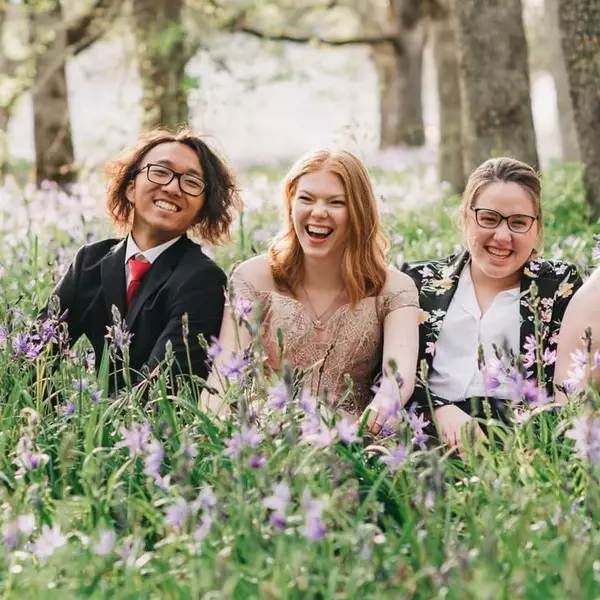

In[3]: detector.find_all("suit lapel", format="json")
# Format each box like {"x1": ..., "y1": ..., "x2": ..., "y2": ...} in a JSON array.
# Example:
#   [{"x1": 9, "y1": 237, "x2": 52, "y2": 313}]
[
  {"x1": 100, "y1": 238, "x2": 127, "y2": 320},
  {"x1": 125, "y1": 236, "x2": 190, "y2": 330}
]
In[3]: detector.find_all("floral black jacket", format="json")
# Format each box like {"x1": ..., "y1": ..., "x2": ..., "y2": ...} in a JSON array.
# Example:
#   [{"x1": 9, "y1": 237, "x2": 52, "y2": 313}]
[{"x1": 401, "y1": 250, "x2": 583, "y2": 406}]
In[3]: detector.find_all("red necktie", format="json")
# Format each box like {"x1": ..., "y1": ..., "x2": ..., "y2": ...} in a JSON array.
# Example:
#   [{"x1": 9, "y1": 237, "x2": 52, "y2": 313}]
[{"x1": 127, "y1": 255, "x2": 152, "y2": 306}]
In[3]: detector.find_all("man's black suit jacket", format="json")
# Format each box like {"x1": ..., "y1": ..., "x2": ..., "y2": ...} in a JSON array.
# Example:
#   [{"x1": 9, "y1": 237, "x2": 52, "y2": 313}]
[{"x1": 45, "y1": 235, "x2": 226, "y2": 384}]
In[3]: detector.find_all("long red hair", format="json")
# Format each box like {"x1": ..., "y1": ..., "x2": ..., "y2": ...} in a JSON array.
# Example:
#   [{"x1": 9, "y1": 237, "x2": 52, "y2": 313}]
[{"x1": 269, "y1": 148, "x2": 389, "y2": 307}]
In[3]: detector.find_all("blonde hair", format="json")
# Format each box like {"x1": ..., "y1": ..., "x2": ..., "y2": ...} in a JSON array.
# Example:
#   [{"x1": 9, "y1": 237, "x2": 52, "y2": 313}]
[
  {"x1": 459, "y1": 157, "x2": 544, "y2": 254},
  {"x1": 269, "y1": 148, "x2": 389, "y2": 307}
]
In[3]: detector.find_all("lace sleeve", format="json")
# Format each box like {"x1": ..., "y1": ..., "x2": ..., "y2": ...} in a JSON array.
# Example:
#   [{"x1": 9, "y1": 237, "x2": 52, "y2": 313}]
[
  {"x1": 381, "y1": 287, "x2": 419, "y2": 317},
  {"x1": 227, "y1": 269, "x2": 259, "y2": 306}
]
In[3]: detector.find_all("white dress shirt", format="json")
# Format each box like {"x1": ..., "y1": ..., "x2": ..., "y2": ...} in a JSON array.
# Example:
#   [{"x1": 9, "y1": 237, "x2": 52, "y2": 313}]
[
  {"x1": 428, "y1": 264, "x2": 521, "y2": 402},
  {"x1": 124, "y1": 234, "x2": 181, "y2": 287}
]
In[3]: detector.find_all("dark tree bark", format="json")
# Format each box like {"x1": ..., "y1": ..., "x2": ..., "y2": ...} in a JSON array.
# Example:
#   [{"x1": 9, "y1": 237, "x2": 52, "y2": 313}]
[
  {"x1": 557, "y1": 0, "x2": 600, "y2": 218},
  {"x1": 372, "y1": 0, "x2": 426, "y2": 148},
  {"x1": 432, "y1": 10, "x2": 464, "y2": 191},
  {"x1": 546, "y1": 0, "x2": 580, "y2": 161},
  {"x1": 132, "y1": 0, "x2": 189, "y2": 131},
  {"x1": 451, "y1": 0, "x2": 539, "y2": 172},
  {"x1": 28, "y1": 0, "x2": 75, "y2": 186}
]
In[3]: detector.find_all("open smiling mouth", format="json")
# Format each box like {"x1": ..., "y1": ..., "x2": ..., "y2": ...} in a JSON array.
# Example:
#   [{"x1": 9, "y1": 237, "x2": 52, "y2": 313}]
[
  {"x1": 486, "y1": 247, "x2": 513, "y2": 258},
  {"x1": 154, "y1": 199, "x2": 181, "y2": 213},
  {"x1": 306, "y1": 225, "x2": 333, "y2": 240}
]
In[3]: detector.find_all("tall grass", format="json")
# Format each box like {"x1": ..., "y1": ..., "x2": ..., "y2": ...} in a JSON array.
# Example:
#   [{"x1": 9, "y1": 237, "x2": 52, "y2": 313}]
[{"x1": 0, "y1": 162, "x2": 598, "y2": 598}]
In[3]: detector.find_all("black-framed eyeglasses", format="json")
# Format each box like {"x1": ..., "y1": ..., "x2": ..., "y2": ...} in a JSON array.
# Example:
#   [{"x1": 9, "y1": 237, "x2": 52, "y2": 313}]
[
  {"x1": 136, "y1": 164, "x2": 205, "y2": 197},
  {"x1": 471, "y1": 207, "x2": 538, "y2": 234}
]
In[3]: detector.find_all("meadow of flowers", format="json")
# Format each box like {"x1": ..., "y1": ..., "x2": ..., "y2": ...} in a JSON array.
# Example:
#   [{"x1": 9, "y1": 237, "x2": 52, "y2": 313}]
[{"x1": 1, "y1": 162, "x2": 600, "y2": 598}]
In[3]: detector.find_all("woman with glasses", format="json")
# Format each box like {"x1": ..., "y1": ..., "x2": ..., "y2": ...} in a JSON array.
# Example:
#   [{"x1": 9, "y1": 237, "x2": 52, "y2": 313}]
[
  {"x1": 401, "y1": 157, "x2": 582, "y2": 455},
  {"x1": 41, "y1": 128, "x2": 242, "y2": 390}
]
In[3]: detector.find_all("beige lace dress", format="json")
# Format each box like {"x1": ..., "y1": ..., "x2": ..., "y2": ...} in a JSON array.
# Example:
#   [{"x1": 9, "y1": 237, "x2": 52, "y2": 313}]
[{"x1": 231, "y1": 272, "x2": 418, "y2": 416}]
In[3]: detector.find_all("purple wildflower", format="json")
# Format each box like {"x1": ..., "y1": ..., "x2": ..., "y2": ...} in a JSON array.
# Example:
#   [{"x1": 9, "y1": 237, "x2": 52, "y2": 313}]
[
  {"x1": 482, "y1": 364, "x2": 502, "y2": 394},
  {"x1": 234, "y1": 296, "x2": 253, "y2": 321},
  {"x1": 105, "y1": 315, "x2": 133, "y2": 353},
  {"x1": 300, "y1": 488, "x2": 327, "y2": 541},
  {"x1": 240, "y1": 424, "x2": 263, "y2": 448},
  {"x1": 116, "y1": 422, "x2": 152, "y2": 456},
  {"x1": 380, "y1": 443, "x2": 409, "y2": 474},
  {"x1": 224, "y1": 432, "x2": 243, "y2": 458},
  {"x1": 63, "y1": 401, "x2": 76, "y2": 417},
  {"x1": 267, "y1": 381, "x2": 289, "y2": 410},
  {"x1": 13, "y1": 436, "x2": 47, "y2": 474},
  {"x1": 164, "y1": 498, "x2": 189, "y2": 532},
  {"x1": 1, "y1": 516, "x2": 32, "y2": 549},
  {"x1": 93, "y1": 529, "x2": 116, "y2": 556},
  {"x1": 506, "y1": 369, "x2": 525, "y2": 404},
  {"x1": 33, "y1": 524, "x2": 66, "y2": 564},
  {"x1": 249, "y1": 454, "x2": 267, "y2": 469},
  {"x1": 192, "y1": 486, "x2": 217, "y2": 512},
  {"x1": 179, "y1": 437, "x2": 198, "y2": 459},
  {"x1": 143, "y1": 439, "x2": 164, "y2": 480},
  {"x1": 193, "y1": 513, "x2": 213, "y2": 543},
  {"x1": 303, "y1": 423, "x2": 337, "y2": 449},
  {"x1": 72, "y1": 378, "x2": 89, "y2": 392},
  {"x1": 12, "y1": 333, "x2": 31, "y2": 356},
  {"x1": 300, "y1": 414, "x2": 322, "y2": 441},
  {"x1": 218, "y1": 351, "x2": 250, "y2": 383},
  {"x1": 300, "y1": 389, "x2": 317, "y2": 415},
  {"x1": 408, "y1": 408, "x2": 430, "y2": 450},
  {"x1": 206, "y1": 336, "x2": 222, "y2": 361},
  {"x1": 90, "y1": 385, "x2": 103, "y2": 403},
  {"x1": 263, "y1": 481, "x2": 291, "y2": 528},
  {"x1": 566, "y1": 415, "x2": 600, "y2": 464},
  {"x1": 337, "y1": 418, "x2": 360, "y2": 444},
  {"x1": 38, "y1": 319, "x2": 58, "y2": 345}
]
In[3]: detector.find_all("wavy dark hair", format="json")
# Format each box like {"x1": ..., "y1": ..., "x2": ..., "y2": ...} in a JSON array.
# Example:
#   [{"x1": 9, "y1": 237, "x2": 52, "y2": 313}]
[{"x1": 104, "y1": 128, "x2": 242, "y2": 244}]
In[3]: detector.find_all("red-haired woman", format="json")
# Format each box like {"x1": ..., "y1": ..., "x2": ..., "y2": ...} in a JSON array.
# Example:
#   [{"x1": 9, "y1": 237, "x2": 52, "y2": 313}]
[
  {"x1": 42, "y1": 128, "x2": 242, "y2": 388},
  {"x1": 206, "y1": 148, "x2": 419, "y2": 433}
]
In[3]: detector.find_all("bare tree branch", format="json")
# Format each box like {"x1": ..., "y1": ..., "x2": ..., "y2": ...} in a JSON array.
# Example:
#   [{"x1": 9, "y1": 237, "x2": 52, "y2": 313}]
[
  {"x1": 234, "y1": 25, "x2": 402, "y2": 52},
  {"x1": 66, "y1": 0, "x2": 122, "y2": 55}
]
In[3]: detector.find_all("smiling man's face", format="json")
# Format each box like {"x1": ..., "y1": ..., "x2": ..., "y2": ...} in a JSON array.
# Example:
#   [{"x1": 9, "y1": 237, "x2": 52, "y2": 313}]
[{"x1": 126, "y1": 142, "x2": 205, "y2": 248}]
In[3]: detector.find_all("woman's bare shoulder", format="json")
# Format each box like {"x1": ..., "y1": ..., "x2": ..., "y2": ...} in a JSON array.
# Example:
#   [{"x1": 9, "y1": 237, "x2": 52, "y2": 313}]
[
  {"x1": 232, "y1": 254, "x2": 277, "y2": 291},
  {"x1": 381, "y1": 266, "x2": 418, "y2": 295}
]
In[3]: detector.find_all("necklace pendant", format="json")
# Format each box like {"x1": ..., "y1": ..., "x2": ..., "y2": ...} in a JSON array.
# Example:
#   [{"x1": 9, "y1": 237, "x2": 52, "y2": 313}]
[{"x1": 314, "y1": 319, "x2": 325, "y2": 330}]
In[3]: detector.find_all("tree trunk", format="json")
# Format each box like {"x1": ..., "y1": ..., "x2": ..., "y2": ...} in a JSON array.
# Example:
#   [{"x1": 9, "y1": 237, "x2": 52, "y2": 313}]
[
  {"x1": 0, "y1": 106, "x2": 9, "y2": 184},
  {"x1": 557, "y1": 0, "x2": 600, "y2": 218},
  {"x1": 372, "y1": 44, "x2": 402, "y2": 148},
  {"x1": 451, "y1": 0, "x2": 539, "y2": 172},
  {"x1": 432, "y1": 14, "x2": 464, "y2": 191},
  {"x1": 28, "y1": 0, "x2": 76, "y2": 186},
  {"x1": 545, "y1": 0, "x2": 580, "y2": 161},
  {"x1": 132, "y1": 0, "x2": 189, "y2": 131},
  {"x1": 372, "y1": 0, "x2": 427, "y2": 149},
  {"x1": 396, "y1": 24, "x2": 426, "y2": 146}
]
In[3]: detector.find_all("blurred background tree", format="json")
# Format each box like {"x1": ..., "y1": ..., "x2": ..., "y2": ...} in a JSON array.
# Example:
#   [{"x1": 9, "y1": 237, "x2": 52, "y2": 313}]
[{"x1": 0, "y1": 0, "x2": 598, "y2": 209}]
